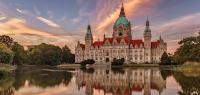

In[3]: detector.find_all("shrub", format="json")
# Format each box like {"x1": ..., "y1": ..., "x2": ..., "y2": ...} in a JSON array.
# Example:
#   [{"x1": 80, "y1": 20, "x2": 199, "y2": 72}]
[
  {"x1": 111, "y1": 58, "x2": 125, "y2": 66},
  {"x1": 80, "y1": 59, "x2": 95, "y2": 67}
]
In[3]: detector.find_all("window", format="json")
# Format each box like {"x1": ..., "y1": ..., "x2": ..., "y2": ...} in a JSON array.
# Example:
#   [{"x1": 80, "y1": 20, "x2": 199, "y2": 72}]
[{"x1": 106, "y1": 52, "x2": 109, "y2": 56}]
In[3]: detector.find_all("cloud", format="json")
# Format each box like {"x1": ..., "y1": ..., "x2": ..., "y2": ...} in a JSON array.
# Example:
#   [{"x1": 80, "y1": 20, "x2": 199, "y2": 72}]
[
  {"x1": 0, "y1": 18, "x2": 81, "y2": 53},
  {"x1": 150, "y1": 13, "x2": 200, "y2": 53},
  {"x1": 0, "y1": 16, "x2": 6, "y2": 21},
  {"x1": 0, "y1": 18, "x2": 55, "y2": 36},
  {"x1": 37, "y1": 17, "x2": 60, "y2": 28},
  {"x1": 16, "y1": 8, "x2": 23, "y2": 13},
  {"x1": 89, "y1": 0, "x2": 159, "y2": 40}
]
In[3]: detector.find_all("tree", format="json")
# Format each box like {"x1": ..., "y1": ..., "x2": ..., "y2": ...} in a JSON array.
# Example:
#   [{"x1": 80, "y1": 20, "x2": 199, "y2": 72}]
[
  {"x1": 11, "y1": 42, "x2": 26, "y2": 65},
  {"x1": 27, "y1": 43, "x2": 62, "y2": 66},
  {"x1": 174, "y1": 33, "x2": 200, "y2": 64},
  {"x1": 0, "y1": 35, "x2": 14, "y2": 46},
  {"x1": 80, "y1": 59, "x2": 95, "y2": 67},
  {"x1": 0, "y1": 43, "x2": 14, "y2": 64},
  {"x1": 111, "y1": 58, "x2": 125, "y2": 66},
  {"x1": 160, "y1": 52, "x2": 171, "y2": 65},
  {"x1": 61, "y1": 45, "x2": 74, "y2": 63}
]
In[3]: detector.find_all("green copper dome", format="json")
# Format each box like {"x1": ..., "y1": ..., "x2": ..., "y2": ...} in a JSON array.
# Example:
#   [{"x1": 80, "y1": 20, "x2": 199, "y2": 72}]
[
  {"x1": 114, "y1": 17, "x2": 129, "y2": 27},
  {"x1": 144, "y1": 26, "x2": 151, "y2": 32}
]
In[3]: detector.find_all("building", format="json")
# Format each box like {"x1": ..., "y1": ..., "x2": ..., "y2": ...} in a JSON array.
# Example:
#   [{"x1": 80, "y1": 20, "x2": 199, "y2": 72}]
[{"x1": 75, "y1": 3, "x2": 167, "y2": 64}]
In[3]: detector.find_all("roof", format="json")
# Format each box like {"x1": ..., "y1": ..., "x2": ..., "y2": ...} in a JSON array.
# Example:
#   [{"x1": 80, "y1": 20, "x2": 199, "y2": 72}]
[
  {"x1": 79, "y1": 38, "x2": 160, "y2": 49},
  {"x1": 93, "y1": 41, "x2": 103, "y2": 48},
  {"x1": 104, "y1": 36, "x2": 129, "y2": 44},
  {"x1": 114, "y1": 16, "x2": 129, "y2": 27},
  {"x1": 130, "y1": 39, "x2": 144, "y2": 47},
  {"x1": 151, "y1": 40, "x2": 160, "y2": 48},
  {"x1": 80, "y1": 44, "x2": 85, "y2": 50}
]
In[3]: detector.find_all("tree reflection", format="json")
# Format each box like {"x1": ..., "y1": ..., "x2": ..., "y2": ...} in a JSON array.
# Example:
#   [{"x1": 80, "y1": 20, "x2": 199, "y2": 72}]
[
  {"x1": 173, "y1": 71, "x2": 200, "y2": 95},
  {"x1": 0, "y1": 73, "x2": 15, "y2": 95},
  {"x1": 0, "y1": 66, "x2": 73, "y2": 94}
]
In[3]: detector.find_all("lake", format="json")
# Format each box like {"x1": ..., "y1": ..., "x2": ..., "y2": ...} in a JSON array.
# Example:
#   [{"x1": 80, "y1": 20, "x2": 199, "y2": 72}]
[{"x1": 0, "y1": 66, "x2": 199, "y2": 95}]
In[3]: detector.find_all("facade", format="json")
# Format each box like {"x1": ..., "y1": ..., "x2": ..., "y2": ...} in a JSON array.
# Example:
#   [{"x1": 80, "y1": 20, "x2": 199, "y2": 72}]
[
  {"x1": 75, "y1": 4, "x2": 167, "y2": 64},
  {"x1": 75, "y1": 68, "x2": 166, "y2": 95}
]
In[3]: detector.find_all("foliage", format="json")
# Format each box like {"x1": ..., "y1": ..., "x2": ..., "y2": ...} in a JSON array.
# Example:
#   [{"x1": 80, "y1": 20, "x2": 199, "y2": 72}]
[
  {"x1": 61, "y1": 45, "x2": 75, "y2": 63},
  {"x1": 27, "y1": 43, "x2": 62, "y2": 66},
  {"x1": 174, "y1": 32, "x2": 200, "y2": 64},
  {"x1": 0, "y1": 35, "x2": 14, "y2": 46},
  {"x1": 11, "y1": 42, "x2": 26, "y2": 65},
  {"x1": 80, "y1": 59, "x2": 95, "y2": 67},
  {"x1": 0, "y1": 43, "x2": 14, "y2": 64},
  {"x1": 111, "y1": 58, "x2": 125, "y2": 66},
  {"x1": 160, "y1": 52, "x2": 171, "y2": 65},
  {"x1": 173, "y1": 71, "x2": 200, "y2": 95},
  {"x1": 0, "y1": 35, "x2": 75, "y2": 65}
]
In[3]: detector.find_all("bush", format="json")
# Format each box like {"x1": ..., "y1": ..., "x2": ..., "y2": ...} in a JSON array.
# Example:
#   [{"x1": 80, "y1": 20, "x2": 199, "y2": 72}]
[
  {"x1": 0, "y1": 43, "x2": 14, "y2": 64},
  {"x1": 80, "y1": 59, "x2": 95, "y2": 67},
  {"x1": 111, "y1": 58, "x2": 125, "y2": 66}
]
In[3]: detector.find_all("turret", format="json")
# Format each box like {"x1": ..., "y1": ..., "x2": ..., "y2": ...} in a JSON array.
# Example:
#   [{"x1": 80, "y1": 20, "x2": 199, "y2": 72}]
[
  {"x1": 144, "y1": 18, "x2": 152, "y2": 49},
  {"x1": 144, "y1": 18, "x2": 152, "y2": 63},
  {"x1": 159, "y1": 35, "x2": 164, "y2": 43},
  {"x1": 85, "y1": 25, "x2": 93, "y2": 50}
]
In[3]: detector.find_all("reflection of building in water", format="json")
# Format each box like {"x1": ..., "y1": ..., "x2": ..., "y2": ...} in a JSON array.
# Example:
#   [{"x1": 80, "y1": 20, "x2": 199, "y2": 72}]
[{"x1": 75, "y1": 68, "x2": 166, "y2": 95}]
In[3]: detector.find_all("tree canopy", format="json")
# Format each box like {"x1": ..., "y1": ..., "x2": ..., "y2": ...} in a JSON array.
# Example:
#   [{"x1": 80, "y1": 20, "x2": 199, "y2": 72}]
[
  {"x1": 27, "y1": 43, "x2": 62, "y2": 65},
  {"x1": 11, "y1": 42, "x2": 26, "y2": 65},
  {"x1": 0, "y1": 43, "x2": 14, "y2": 64},
  {"x1": 174, "y1": 32, "x2": 200, "y2": 64},
  {"x1": 0, "y1": 35, "x2": 14, "y2": 46},
  {"x1": 160, "y1": 52, "x2": 171, "y2": 65},
  {"x1": 61, "y1": 45, "x2": 74, "y2": 64}
]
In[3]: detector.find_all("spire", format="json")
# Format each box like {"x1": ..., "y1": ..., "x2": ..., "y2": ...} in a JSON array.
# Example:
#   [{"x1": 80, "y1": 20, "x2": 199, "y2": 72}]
[
  {"x1": 159, "y1": 35, "x2": 162, "y2": 40},
  {"x1": 85, "y1": 24, "x2": 93, "y2": 40},
  {"x1": 144, "y1": 17, "x2": 151, "y2": 32},
  {"x1": 159, "y1": 35, "x2": 163, "y2": 41},
  {"x1": 119, "y1": 3, "x2": 126, "y2": 17},
  {"x1": 87, "y1": 25, "x2": 91, "y2": 32},
  {"x1": 146, "y1": 17, "x2": 150, "y2": 26},
  {"x1": 86, "y1": 25, "x2": 92, "y2": 35}
]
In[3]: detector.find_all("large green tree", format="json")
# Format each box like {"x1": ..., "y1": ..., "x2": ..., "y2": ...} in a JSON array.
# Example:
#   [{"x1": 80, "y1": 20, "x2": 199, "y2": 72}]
[
  {"x1": 0, "y1": 43, "x2": 14, "y2": 64},
  {"x1": 11, "y1": 42, "x2": 26, "y2": 65},
  {"x1": 0, "y1": 35, "x2": 14, "y2": 46},
  {"x1": 61, "y1": 45, "x2": 74, "y2": 63},
  {"x1": 174, "y1": 32, "x2": 200, "y2": 64},
  {"x1": 160, "y1": 52, "x2": 171, "y2": 65},
  {"x1": 27, "y1": 43, "x2": 62, "y2": 65}
]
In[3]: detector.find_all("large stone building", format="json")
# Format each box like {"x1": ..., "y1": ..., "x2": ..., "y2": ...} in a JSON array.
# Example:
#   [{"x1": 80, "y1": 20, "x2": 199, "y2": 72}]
[{"x1": 75, "y1": 4, "x2": 167, "y2": 64}]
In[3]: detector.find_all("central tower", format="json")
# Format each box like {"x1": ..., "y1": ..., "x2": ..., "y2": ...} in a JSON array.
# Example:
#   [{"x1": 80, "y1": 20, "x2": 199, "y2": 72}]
[{"x1": 113, "y1": 3, "x2": 132, "y2": 39}]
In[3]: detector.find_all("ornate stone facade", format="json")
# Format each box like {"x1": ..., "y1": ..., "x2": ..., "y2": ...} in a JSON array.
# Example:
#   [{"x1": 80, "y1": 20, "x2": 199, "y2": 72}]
[{"x1": 75, "y1": 4, "x2": 167, "y2": 64}]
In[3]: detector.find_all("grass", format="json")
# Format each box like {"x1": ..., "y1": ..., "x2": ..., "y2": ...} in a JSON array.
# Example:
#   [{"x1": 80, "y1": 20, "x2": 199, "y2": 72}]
[
  {"x1": 57, "y1": 64, "x2": 81, "y2": 68},
  {"x1": 0, "y1": 64, "x2": 16, "y2": 73},
  {"x1": 123, "y1": 63, "x2": 159, "y2": 67}
]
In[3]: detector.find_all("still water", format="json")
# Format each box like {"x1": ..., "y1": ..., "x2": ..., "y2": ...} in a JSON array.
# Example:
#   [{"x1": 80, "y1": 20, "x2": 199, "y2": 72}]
[{"x1": 0, "y1": 66, "x2": 199, "y2": 95}]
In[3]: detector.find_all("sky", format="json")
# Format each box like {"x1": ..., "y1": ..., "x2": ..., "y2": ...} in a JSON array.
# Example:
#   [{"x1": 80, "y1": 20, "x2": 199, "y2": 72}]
[{"x1": 0, "y1": 0, "x2": 200, "y2": 53}]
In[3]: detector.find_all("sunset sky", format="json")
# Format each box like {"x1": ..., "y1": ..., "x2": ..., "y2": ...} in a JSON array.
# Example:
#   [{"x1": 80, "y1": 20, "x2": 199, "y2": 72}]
[{"x1": 0, "y1": 0, "x2": 200, "y2": 53}]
